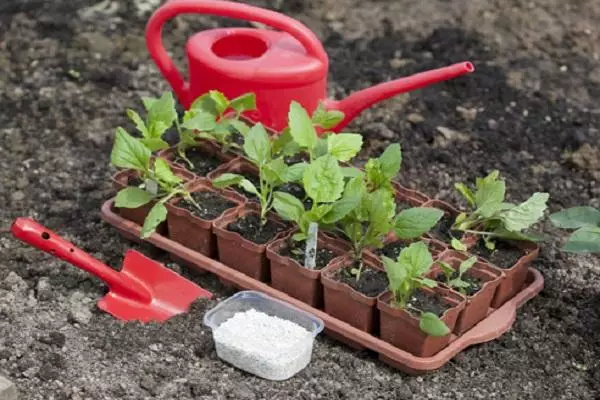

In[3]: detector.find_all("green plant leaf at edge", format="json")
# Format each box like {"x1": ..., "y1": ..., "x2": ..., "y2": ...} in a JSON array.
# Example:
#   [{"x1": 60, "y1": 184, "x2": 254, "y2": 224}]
[
  {"x1": 394, "y1": 207, "x2": 444, "y2": 240},
  {"x1": 111, "y1": 127, "x2": 151, "y2": 172},
  {"x1": 115, "y1": 187, "x2": 154, "y2": 208},
  {"x1": 419, "y1": 312, "x2": 450, "y2": 337},
  {"x1": 140, "y1": 202, "x2": 168, "y2": 239},
  {"x1": 561, "y1": 226, "x2": 600, "y2": 253},
  {"x1": 550, "y1": 206, "x2": 600, "y2": 229}
]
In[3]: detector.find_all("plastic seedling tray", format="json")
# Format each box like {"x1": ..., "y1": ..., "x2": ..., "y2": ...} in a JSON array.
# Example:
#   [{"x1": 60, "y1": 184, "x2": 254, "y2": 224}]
[
  {"x1": 100, "y1": 199, "x2": 544, "y2": 375},
  {"x1": 204, "y1": 290, "x2": 324, "y2": 380}
]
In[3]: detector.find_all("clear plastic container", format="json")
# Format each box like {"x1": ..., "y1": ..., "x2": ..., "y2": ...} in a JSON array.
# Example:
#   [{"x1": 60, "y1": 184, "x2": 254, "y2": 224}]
[{"x1": 203, "y1": 290, "x2": 324, "y2": 380}]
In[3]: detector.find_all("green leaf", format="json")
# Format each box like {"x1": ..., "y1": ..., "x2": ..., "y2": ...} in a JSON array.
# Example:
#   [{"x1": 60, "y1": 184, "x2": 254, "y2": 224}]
[
  {"x1": 303, "y1": 155, "x2": 344, "y2": 203},
  {"x1": 207, "y1": 91, "x2": 229, "y2": 115},
  {"x1": 229, "y1": 119, "x2": 250, "y2": 136},
  {"x1": 394, "y1": 207, "x2": 444, "y2": 240},
  {"x1": 322, "y1": 192, "x2": 362, "y2": 224},
  {"x1": 239, "y1": 179, "x2": 259, "y2": 196},
  {"x1": 272, "y1": 128, "x2": 296, "y2": 156},
  {"x1": 212, "y1": 173, "x2": 244, "y2": 188},
  {"x1": 399, "y1": 241, "x2": 433, "y2": 276},
  {"x1": 448, "y1": 279, "x2": 471, "y2": 289},
  {"x1": 141, "y1": 97, "x2": 157, "y2": 112},
  {"x1": 111, "y1": 127, "x2": 151, "y2": 171},
  {"x1": 342, "y1": 167, "x2": 364, "y2": 178},
  {"x1": 499, "y1": 192, "x2": 549, "y2": 231},
  {"x1": 153, "y1": 158, "x2": 182, "y2": 186},
  {"x1": 244, "y1": 123, "x2": 270, "y2": 166},
  {"x1": 474, "y1": 178, "x2": 505, "y2": 218},
  {"x1": 419, "y1": 312, "x2": 450, "y2": 337},
  {"x1": 459, "y1": 256, "x2": 477, "y2": 276},
  {"x1": 280, "y1": 162, "x2": 307, "y2": 183},
  {"x1": 550, "y1": 207, "x2": 600, "y2": 229},
  {"x1": 262, "y1": 157, "x2": 288, "y2": 185},
  {"x1": 383, "y1": 255, "x2": 407, "y2": 293},
  {"x1": 147, "y1": 92, "x2": 177, "y2": 138},
  {"x1": 454, "y1": 182, "x2": 475, "y2": 207},
  {"x1": 418, "y1": 278, "x2": 438, "y2": 288},
  {"x1": 562, "y1": 226, "x2": 600, "y2": 253},
  {"x1": 305, "y1": 204, "x2": 333, "y2": 221},
  {"x1": 181, "y1": 110, "x2": 217, "y2": 131},
  {"x1": 140, "y1": 202, "x2": 168, "y2": 239},
  {"x1": 378, "y1": 143, "x2": 402, "y2": 179},
  {"x1": 273, "y1": 192, "x2": 305, "y2": 223},
  {"x1": 438, "y1": 261, "x2": 455, "y2": 277},
  {"x1": 140, "y1": 137, "x2": 170, "y2": 152},
  {"x1": 451, "y1": 238, "x2": 468, "y2": 251},
  {"x1": 126, "y1": 109, "x2": 149, "y2": 138},
  {"x1": 229, "y1": 93, "x2": 256, "y2": 114},
  {"x1": 327, "y1": 133, "x2": 363, "y2": 162},
  {"x1": 115, "y1": 187, "x2": 154, "y2": 208},
  {"x1": 312, "y1": 103, "x2": 345, "y2": 129},
  {"x1": 289, "y1": 101, "x2": 317, "y2": 150}
]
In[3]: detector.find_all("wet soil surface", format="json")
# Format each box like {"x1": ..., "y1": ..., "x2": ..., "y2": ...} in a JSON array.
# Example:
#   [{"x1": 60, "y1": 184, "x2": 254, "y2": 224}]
[
  {"x1": 408, "y1": 290, "x2": 452, "y2": 317},
  {"x1": 435, "y1": 271, "x2": 484, "y2": 297},
  {"x1": 472, "y1": 240, "x2": 526, "y2": 269},
  {"x1": 177, "y1": 191, "x2": 237, "y2": 221},
  {"x1": 226, "y1": 214, "x2": 282, "y2": 245},
  {"x1": 173, "y1": 148, "x2": 225, "y2": 176},
  {"x1": 279, "y1": 239, "x2": 339, "y2": 270},
  {"x1": 1, "y1": 0, "x2": 600, "y2": 399},
  {"x1": 337, "y1": 264, "x2": 388, "y2": 297}
]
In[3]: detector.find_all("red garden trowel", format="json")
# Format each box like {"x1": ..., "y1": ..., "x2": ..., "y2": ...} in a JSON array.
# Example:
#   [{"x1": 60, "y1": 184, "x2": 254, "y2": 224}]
[{"x1": 11, "y1": 218, "x2": 212, "y2": 322}]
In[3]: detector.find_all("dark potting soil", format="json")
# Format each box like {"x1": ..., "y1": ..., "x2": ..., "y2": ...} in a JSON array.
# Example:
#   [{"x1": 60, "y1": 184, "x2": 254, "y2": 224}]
[
  {"x1": 375, "y1": 240, "x2": 410, "y2": 260},
  {"x1": 177, "y1": 191, "x2": 237, "y2": 221},
  {"x1": 284, "y1": 152, "x2": 310, "y2": 165},
  {"x1": 408, "y1": 290, "x2": 451, "y2": 317},
  {"x1": 471, "y1": 241, "x2": 525, "y2": 269},
  {"x1": 396, "y1": 199, "x2": 412, "y2": 213},
  {"x1": 337, "y1": 263, "x2": 388, "y2": 297},
  {"x1": 278, "y1": 182, "x2": 313, "y2": 209},
  {"x1": 434, "y1": 271, "x2": 484, "y2": 297},
  {"x1": 231, "y1": 172, "x2": 260, "y2": 201},
  {"x1": 279, "y1": 239, "x2": 338, "y2": 270},
  {"x1": 431, "y1": 214, "x2": 459, "y2": 242},
  {"x1": 226, "y1": 214, "x2": 282, "y2": 244},
  {"x1": 174, "y1": 148, "x2": 223, "y2": 176}
]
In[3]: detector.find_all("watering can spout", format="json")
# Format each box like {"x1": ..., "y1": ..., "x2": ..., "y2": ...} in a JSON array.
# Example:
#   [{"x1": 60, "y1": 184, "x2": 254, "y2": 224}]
[{"x1": 326, "y1": 61, "x2": 474, "y2": 131}]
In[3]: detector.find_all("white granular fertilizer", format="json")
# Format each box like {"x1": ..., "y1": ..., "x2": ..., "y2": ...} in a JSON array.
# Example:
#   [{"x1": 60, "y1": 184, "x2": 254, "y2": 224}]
[{"x1": 213, "y1": 309, "x2": 314, "y2": 380}]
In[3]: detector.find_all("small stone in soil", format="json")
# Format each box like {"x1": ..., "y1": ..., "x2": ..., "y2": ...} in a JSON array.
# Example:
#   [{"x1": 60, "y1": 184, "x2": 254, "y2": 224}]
[
  {"x1": 227, "y1": 214, "x2": 283, "y2": 244},
  {"x1": 279, "y1": 239, "x2": 338, "y2": 270},
  {"x1": 177, "y1": 191, "x2": 237, "y2": 220},
  {"x1": 337, "y1": 263, "x2": 388, "y2": 297},
  {"x1": 174, "y1": 148, "x2": 223, "y2": 176},
  {"x1": 471, "y1": 241, "x2": 524, "y2": 269},
  {"x1": 434, "y1": 272, "x2": 483, "y2": 297},
  {"x1": 407, "y1": 290, "x2": 451, "y2": 317}
]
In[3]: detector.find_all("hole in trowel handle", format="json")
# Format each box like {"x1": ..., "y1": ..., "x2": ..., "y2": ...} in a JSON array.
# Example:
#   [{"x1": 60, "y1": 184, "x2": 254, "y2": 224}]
[{"x1": 40, "y1": 231, "x2": 74, "y2": 253}]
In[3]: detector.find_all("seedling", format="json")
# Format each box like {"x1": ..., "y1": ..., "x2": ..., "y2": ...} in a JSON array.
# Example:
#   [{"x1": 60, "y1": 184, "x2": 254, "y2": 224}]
[
  {"x1": 110, "y1": 128, "x2": 202, "y2": 238},
  {"x1": 180, "y1": 90, "x2": 257, "y2": 157},
  {"x1": 212, "y1": 123, "x2": 306, "y2": 225},
  {"x1": 437, "y1": 257, "x2": 478, "y2": 295},
  {"x1": 382, "y1": 241, "x2": 450, "y2": 337},
  {"x1": 452, "y1": 170, "x2": 549, "y2": 250},
  {"x1": 336, "y1": 144, "x2": 443, "y2": 280},
  {"x1": 550, "y1": 206, "x2": 600, "y2": 253},
  {"x1": 273, "y1": 101, "x2": 362, "y2": 162},
  {"x1": 273, "y1": 154, "x2": 360, "y2": 267},
  {"x1": 125, "y1": 92, "x2": 178, "y2": 151}
]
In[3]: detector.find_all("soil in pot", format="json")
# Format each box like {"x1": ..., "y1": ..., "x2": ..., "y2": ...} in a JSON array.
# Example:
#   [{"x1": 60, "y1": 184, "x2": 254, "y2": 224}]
[
  {"x1": 407, "y1": 290, "x2": 452, "y2": 317},
  {"x1": 279, "y1": 238, "x2": 337, "y2": 270},
  {"x1": 232, "y1": 173, "x2": 261, "y2": 202},
  {"x1": 433, "y1": 271, "x2": 484, "y2": 297},
  {"x1": 335, "y1": 262, "x2": 388, "y2": 298},
  {"x1": 227, "y1": 214, "x2": 283, "y2": 245},
  {"x1": 278, "y1": 183, "x2": 312, "y2": 210},
  {"x1": 471, "y1": 241, "x2": 524, "y2": 269},
  {"x1": 430, "y1": 214, "x2": 460, "y2": 242},
  {"x1": 174, "y1": 148, "x2": 224, "y2": 177},
  {"x1": 284, "y1": 152, "x2": 310, "y2": 165},
  {"x1": 178, "y1": 191, "x2": 238, "y2": 221},
  {"x1": 375, "y1": 240, "x2": 411, "y2": 260}
]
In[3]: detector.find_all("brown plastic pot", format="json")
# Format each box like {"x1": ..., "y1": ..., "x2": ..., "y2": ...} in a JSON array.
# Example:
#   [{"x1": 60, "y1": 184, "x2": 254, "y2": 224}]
[
  {"x1": 421, "y1": 199, "x2": 478, "y2": 248},
  {"x1": 101, "y1": 198, "x2": 545, "y2": 375},
  {"x1": 392, "y1": 181, "x2": 431, "y2": 205},
  {"x1": 321, "y1": 254, "x2": 385, "y2": 334},
  {"x1": 212, "y1": 203, "x2": 287, "y2": 282},
  {"x1": 156, "y1": 139, "x2": 237, "y2": 176},
  {"x1": 166, "y1": 179, "x2": 245, "y2": 258},
  {"x1": 266, "y1": 230, "x2": 351, "y2": 308},
  {"x1": 429, "y1": 250, "x2": 505, "y2": 335},
  {"x1": 377, "y1": 287, "x2": 466, "y2": 357}
]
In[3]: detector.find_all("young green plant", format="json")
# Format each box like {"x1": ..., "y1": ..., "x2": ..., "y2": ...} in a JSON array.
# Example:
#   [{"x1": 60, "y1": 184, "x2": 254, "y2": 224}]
[
  {"x1": 382, "y1": 241, "x2": 450, "y2": 337},
  {"x1": 125, "y1": 92, "x2": 178, "y2": 152},
  {"x1": 550, "y1": 206, "x2": 600, "y2": 253},
  {"x1": 212, "y1": 123, "x2": 306, "y2": 225},
  {"x1": 437, "y1": 257, "x2": 478, "y2": 295},
  {"x1": 453, "y1": 170, "x2": 549, "y2": 250},
  {"x1": 110, "y1": 128, "x2": 202, "y2": 238}
]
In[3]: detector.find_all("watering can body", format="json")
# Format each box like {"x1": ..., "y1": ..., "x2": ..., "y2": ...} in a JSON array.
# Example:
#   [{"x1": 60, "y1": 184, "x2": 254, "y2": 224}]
[{"x1": 146, "y1": 0, "x2": 474, "y2": 132}]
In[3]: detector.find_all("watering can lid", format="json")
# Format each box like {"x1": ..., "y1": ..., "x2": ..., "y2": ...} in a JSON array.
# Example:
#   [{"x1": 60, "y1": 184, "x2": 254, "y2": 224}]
[{"x1": 187, "y1": 28, "x2": 327, "y2": 86}]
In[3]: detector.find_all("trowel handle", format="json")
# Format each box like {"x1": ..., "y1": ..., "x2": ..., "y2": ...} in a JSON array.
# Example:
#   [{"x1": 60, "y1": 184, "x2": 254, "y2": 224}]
[
  {"x1": 145, "y1": 0, "x2": 328, "y2": 106},
  {"x1": 10, "y1": 218, "x2": 127, "y2": 291}
]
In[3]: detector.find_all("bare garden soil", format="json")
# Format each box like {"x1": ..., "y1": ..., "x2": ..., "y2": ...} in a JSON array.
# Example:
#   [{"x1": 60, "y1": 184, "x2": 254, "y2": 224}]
[{"x1": 1, "y1": 0, "x2": 600, "y2": 399}]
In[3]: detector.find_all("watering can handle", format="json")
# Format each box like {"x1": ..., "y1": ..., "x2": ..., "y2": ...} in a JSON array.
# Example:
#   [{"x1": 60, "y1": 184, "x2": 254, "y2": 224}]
[
  {"x1": 10, "y1": 218, "x2": 150, "y2": 302},
  {"x1": 145, "y1": 0, "x2": 328, "y2": 106}
]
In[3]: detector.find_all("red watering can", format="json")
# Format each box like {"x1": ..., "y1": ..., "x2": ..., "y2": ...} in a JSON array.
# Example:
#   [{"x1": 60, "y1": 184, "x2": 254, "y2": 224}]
[{"x1": 146, "y1": 0, "x2": 474, "y2": 131}]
